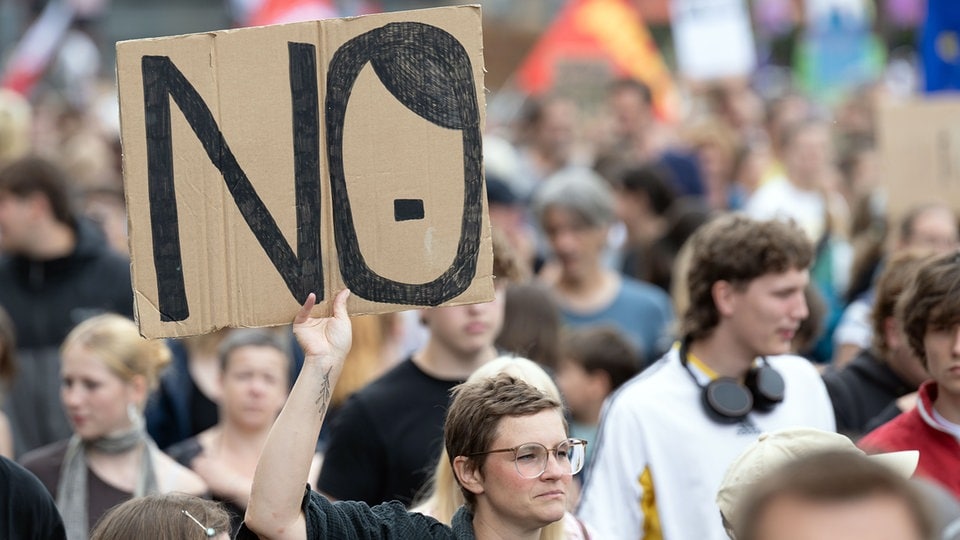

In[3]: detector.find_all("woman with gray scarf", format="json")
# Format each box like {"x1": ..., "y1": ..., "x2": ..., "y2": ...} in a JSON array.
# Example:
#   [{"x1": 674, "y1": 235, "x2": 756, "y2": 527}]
[{"x1": 20, "y1": 314, "x2": 207, "y2": 540}]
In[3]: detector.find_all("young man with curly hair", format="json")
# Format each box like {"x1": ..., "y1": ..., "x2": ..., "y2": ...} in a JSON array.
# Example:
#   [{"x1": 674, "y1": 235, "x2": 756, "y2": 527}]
[{"x1": 578, "y1": 214, "x2": 835, "y2": 540}]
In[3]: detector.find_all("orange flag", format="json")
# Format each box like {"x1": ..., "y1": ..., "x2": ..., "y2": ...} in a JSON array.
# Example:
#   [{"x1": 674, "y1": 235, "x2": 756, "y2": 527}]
[{"x1": 516, "y1": 0, "x2": 678, "y2": 121}]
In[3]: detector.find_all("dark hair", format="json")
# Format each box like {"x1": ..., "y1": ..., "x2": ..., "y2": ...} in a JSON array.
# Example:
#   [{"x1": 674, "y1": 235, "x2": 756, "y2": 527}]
[
  {"x1": 794, "y1": 284, "x2": 826, "y2": 355},
  {"x1": 847, "y1": 203, "x2": 888, "y2": 304},
  {"x1": 0, "y1": 305, "x2": 15, "y2": 383},
  {"x1": 618, "y1": 164, "x2": 677, "y2": 217},
  {"x1": 0, "y1": 156, "x2": 76, "y2": 226},
  {"x1": 495, "y1": 282, "x2": 562, "y2": 370},
  {"x1": 645, "y1": 199, "x2": 712, "y2": 292},
  {"x1": 763, "y1": 92, "x2": 809, "y2": 133},
  {"x1": 736, "y1": 451, "x2": 935, "y2": 540},
  {"x1": 517, "y1": 94, "x2": 572, "y2": 133},
  {"x1": 217, "y1": 329, "x2": 289, "y2": 373},
  {"x1": 836, "y1": 134, "x2": 875, "y2": 189},
  {"x1": 897, "y1": 250, "x2": 960, "y2": 362},
  {"x1": 682, "y1": 214, "x2": 813, "y2": 340},
  {"x1": 445, "y1": 373, "x2": 562, "y2": 507},
  {"x1": 90, "y1": 493, "x2": 231, "y2": 540},
  {"x1": 485, "y1": 174, "x2": 520, "y2": 207},
  {"x1": 899, "y1": 203, "x2": 958, "y2": 245},
  {"x1": 608, "y1": 78, "x2": 653, "y2": 106},
  {"x1": 871, "y1": 250, "x2": 935, "y2": 358},
  {"x1": 779, "y1": 117, "x2": 828, "y2": 153},
  {"x1": 561, "y1": 326, "x2": 640, "y2": 390}
]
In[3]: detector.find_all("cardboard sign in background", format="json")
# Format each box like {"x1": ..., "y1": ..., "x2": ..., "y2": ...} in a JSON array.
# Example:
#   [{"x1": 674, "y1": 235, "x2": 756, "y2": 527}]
[
  {"x1": 671, "y1": 0, "x2": 756, "y2": 82},
  {"x1": 877, "y1": 97, "x2": 960, "y2": 228},
  {"x1": 117, "y1": 6, "x2": 492, "y2": 338}
]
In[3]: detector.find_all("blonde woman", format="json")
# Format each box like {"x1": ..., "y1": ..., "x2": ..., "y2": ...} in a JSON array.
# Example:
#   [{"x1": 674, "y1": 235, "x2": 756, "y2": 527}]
[
  {"x1": 411, "y1": 356, "x2": 596, "y2": 540},
  {"x1": 21, "y1": 314, "x2": 206, "y2": 540}
]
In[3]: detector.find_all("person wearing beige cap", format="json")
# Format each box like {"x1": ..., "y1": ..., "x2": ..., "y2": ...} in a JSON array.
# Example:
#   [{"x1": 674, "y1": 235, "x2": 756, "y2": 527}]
[
  {"x1": 727, "y1": 449, "x2": 936, "y2": 540},
  {"x1": 716, "y1": 427, "x2": 920, "y2": 539}
]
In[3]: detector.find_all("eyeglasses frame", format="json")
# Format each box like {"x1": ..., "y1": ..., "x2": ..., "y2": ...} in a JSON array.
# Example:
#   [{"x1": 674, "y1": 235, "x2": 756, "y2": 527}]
[{"x1": 466, "y1": 438, "x2": 588, "y2": 478}]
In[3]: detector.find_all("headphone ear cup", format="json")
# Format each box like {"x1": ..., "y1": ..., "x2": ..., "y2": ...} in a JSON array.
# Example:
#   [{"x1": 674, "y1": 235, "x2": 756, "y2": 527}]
[
  {"x1": 745, "y1": 365, "x2": 785, "y2": 412},
  {"x1": 701, "y1": 378, "x2": 754, "y2": 424}
]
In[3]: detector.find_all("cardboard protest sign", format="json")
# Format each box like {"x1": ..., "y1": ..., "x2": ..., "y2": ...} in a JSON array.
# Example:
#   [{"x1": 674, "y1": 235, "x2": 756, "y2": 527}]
[
  {"x1": 117, "y1": 5, "x2": 493, "y2": 339},
  {"x1": 877, "y1": 97, "x2": 960, "y2": 225}
]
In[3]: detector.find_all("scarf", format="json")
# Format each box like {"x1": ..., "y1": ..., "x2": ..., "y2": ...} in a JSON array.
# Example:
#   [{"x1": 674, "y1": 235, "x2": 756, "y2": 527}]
[{"x1": 56, "y1": 420, "x2": 160, "y2": 540}]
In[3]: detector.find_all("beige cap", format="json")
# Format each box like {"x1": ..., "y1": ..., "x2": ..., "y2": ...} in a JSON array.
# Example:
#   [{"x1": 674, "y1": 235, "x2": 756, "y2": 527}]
[{"x1": 716, "y1": 428, "x2": 919, "y2": 535}]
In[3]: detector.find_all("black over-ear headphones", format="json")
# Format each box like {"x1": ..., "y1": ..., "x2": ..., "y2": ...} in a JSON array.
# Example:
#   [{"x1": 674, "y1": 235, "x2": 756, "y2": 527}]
[{"x1": 678, "y1": 338, "x2": 785, "y2": 424}]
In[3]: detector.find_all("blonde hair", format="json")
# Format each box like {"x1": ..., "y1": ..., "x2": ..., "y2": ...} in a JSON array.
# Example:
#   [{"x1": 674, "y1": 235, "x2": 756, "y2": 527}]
[
  {"x1": 684, "y1": 116, "x2": 738, "y2": 162},
  {"x1": 471, "y1": 356, "x2": 563, "y2": 401},
  {"x1": 62, "y1": 314, "x2": 171, "y2": 394},
  {"x1": 413, "y1": 356, "x2": 566, "y2": 540},
  {"x1": 0, "y1": 89, "x2": 31, "y2": 166}
]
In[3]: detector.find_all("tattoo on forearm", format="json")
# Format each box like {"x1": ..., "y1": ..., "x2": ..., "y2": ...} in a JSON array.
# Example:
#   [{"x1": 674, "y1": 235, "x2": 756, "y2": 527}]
[{"x1": 315, "y1": 365, "x2": 333, "y2": 414}]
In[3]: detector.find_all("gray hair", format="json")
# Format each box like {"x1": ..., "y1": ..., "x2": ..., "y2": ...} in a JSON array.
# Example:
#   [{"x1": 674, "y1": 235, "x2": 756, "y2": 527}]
[
  {"x1": 531, "y1": 167, "x2": 616, "y2": 228},
  {"x1": 217, "y1": 329, "x2": 290, "y2": 372}
]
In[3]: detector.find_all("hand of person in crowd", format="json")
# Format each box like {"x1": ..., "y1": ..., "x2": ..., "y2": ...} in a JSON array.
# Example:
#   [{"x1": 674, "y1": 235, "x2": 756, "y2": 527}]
[
  {"x1": 245, "y1": 289, "x2": 352, "y2": 540},
  {"x1": 191, "y1": 451, "x2": 250, "y2": 506},
  {"x1": 292, "y1": 290, "x2": 352, "y2": 369}
]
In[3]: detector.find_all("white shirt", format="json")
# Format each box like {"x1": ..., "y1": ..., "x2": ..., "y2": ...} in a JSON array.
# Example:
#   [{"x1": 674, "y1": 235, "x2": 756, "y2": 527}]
[
  {"x1": 745, "y1": 175, "x2": 827, "y2": 242},
  {"x1": 577, "y1": 348, "x2": 836, "y2": 540}
]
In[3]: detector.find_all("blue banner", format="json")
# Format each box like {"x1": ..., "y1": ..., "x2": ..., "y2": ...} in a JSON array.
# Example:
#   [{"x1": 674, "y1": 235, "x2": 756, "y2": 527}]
[{"x1": 922, "y1": 0, "x2": 960, "y2": 92}]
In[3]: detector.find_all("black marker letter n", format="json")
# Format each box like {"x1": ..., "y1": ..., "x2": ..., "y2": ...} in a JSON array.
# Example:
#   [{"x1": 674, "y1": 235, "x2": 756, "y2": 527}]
[{"x1": 141, "y1": 42, "x2": 322, "y2": 322}]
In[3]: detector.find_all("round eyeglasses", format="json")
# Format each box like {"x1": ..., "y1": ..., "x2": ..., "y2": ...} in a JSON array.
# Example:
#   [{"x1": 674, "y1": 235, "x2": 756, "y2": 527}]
[{"x1": 468, "y1": 438, "x2": 588, "y2": 479}]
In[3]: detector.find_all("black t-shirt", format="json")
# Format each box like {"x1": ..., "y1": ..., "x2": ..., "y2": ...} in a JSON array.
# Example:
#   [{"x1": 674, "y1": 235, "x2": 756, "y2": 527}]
[
  {"x1": 317, "y1": 358, "x2": 462, "y2": 506},
  {"x1": 0, "y1": 455, "x2": 66, "y2": 539},
  {"x1": 188, "y1": 376, "x2": 219, "y2": 436},
  {"x1": 166, "y1": 437, "x2": 245, "y2": 536}
]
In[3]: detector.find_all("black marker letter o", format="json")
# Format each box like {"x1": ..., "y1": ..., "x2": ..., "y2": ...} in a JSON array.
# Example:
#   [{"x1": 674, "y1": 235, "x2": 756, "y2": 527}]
[{"x1": 325, "y1": 22, "x2": 483, "y2": 305}]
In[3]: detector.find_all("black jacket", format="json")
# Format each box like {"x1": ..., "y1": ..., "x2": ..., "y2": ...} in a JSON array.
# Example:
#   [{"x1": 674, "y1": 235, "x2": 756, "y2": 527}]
[
  {"x1": 0, "y1": 456, "x2": 65, "y2": 539},
  {"x1": 822, "y1": 349, "x2": 915, "y2": 439},
  {"x1": 0, "y1": 219, "x2": 133, "y2": 349}
]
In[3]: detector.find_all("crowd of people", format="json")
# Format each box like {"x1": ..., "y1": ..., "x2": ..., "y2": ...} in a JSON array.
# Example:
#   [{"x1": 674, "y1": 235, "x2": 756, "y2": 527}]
[{"x1": 1, "y1": 5, "x2": 960, "y2": 539}]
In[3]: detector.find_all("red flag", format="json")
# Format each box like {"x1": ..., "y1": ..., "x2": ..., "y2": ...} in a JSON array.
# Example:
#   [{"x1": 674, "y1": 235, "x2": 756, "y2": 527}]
[
  {"x1": 246, "y1": 0, "x2": 337, "y2": 27},
  {"x1": 1, "y1": 1, "x2": 76, "y2": 97},
  {"x1": 516, "y1": 0, "x2": 678, "y2": 121}
]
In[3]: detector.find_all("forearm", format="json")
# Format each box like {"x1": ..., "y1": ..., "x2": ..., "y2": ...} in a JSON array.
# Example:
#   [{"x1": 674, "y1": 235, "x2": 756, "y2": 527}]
[
  {"x1": 245, "y1": 289, "x2": 352, "y2": 540},
  {"x1": 246, "y1": 355, "x2": 343, "y2": 538}
]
